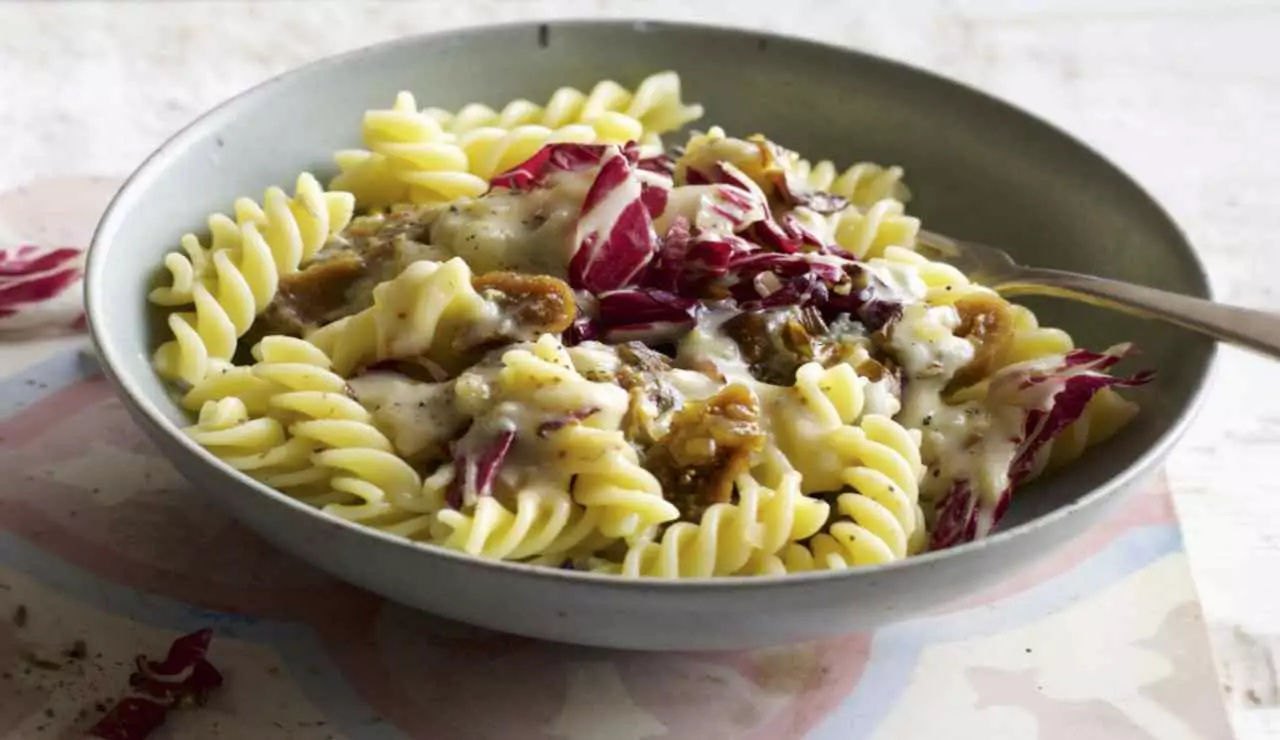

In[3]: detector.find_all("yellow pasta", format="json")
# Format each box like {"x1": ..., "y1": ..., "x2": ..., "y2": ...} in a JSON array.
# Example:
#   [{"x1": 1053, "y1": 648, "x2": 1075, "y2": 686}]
[
  {"x1": 828, "y1": 199, "x2": 921, "y2": 259},
  {"x1": 331, "y1": 91, "x2": 489, "y2": 208},
  {"x1": 425, "y1": 70, "x2": 703, "y2": 147},
  {"x1": 152, "y1": 174, "x2": 355, "y2": 385},
  {"x1": 426, "y1": 478, "x2": 601, "y2": 561},
  {"x1": 305, "y1": 257, "x2": 494, "y2": 376},
  {"x1": 792, "y1": 158, "x2": 912, "y2": 209}
]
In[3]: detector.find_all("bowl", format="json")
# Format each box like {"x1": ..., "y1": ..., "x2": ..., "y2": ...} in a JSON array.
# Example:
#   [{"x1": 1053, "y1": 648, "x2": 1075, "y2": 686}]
[{"x1": 86, "y1": 19, "x2": 1214, "y2": 651}]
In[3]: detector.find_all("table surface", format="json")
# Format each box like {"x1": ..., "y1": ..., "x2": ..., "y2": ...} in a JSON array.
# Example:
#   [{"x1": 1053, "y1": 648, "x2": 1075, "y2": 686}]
[{"x1": 0, "y1": 1, "x2": 1277, "y2": 738}]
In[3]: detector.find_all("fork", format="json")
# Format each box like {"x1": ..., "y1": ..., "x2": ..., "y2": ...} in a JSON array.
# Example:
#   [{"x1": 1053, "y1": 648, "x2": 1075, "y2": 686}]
[{"x1": 914, "y1": 230, "x2": 1280, "y2": 359}]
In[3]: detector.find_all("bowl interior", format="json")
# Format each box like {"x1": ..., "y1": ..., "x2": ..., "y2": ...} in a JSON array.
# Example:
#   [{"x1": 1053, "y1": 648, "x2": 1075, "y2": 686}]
[{"x1": 89, "y1": 20, "x2": 1212, "y2": 552}]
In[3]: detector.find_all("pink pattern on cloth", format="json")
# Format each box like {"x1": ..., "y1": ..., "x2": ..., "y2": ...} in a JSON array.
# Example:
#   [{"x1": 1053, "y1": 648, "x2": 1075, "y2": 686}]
[
  {"x1": 0, "y1": 379, "x2": 380, "y2": 627},
  {"x1": 0, "y1": 373, "x2": 1190, "y2": 739},
  {"x1": 319, "y1": 603, "x2": 874, "y2": 740},
  {"x1": 937, "y1": 476, "x2": 1175, "y2": 614}
]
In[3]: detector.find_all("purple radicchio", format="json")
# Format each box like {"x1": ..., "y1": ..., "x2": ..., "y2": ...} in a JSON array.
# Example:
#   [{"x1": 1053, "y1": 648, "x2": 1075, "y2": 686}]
[
  {"x1": 929, "y1": 344, "x2": 1154, "y2": 550},
  {"x1": 446, "y1": 424, "x2": 517, "y2": 509},
  {"x1": 488, "y1": 142, "x2": 611, "y2": 190},
  {"x1": 567, "y1": 145, "x2": 666, "y2": 293},
  {"x1": 488, "y1": 141, "x2": 671, "y2": 295},
  {"x1": 594, "y1": 288, "x2": 701, "y2": 344}
]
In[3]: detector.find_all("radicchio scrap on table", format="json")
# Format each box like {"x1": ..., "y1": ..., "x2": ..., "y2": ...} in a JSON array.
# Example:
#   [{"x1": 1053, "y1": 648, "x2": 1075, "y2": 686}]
[
  {"x1": 86, "y1": 629, "x2": 222, "y2": 740},
  {"x1": 0, "y1": 243, "x2": 86, "y2": 331},
  {"x1": 929, "y1": 345, "x2": 1155, "y2": 550}
]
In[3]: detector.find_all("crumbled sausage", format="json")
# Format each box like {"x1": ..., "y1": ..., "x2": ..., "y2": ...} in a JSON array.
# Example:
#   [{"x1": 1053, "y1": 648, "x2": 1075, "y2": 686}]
[
  {"x1": 260, "y1": 253, "x2": 366, "y2": 336},
  {"x1": 643, "y1": 383, "x2": 766, "y2": 522},
  {"x1": 946, "y1": 293, "x2": 1015, "y2": 393},
  {"x1": 472, "y1": 271, "x2": 577, "y2": 336},
  {"x1": 721, "y1": 306, "x2": 855, "y2": 384}
]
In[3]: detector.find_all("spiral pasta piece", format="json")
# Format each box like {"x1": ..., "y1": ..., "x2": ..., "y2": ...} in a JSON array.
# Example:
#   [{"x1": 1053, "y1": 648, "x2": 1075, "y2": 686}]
[
  {"x1": 331, "y1": 91, "x2": 490, "y2": 208},
  {"x1": 827, "y1": 199, "x2": 920, "y2": 259},
  {"x1": 792, "y1": 158, "x2": 911, "y2": 209},
  {"x1": 757, "y1": 415, "x2": 925, "y2": 572},
  {"x1": 147, "y1": 211, "x2": 244, "y2": 307},
  {"x1": 305, "y1": 257, "x2": 495, "y2": 376},
  {"x1": 425, "y1": 71, "x2": 702, "y2": 144},
  {"x1": 432, "y1": 484, "x2": 603, "y2": 562},
  {"x1": 613, "y1": 500, "x2": 755, "y2": 578},
  {"x1": 873, "y1": 246, "x2": 978, "y2": 299},
  {"x1": 748, "y1": 448, "x2": 833, "y2": 554},
  {"x1": 152, "y1": 173, "x2": 356, "y2": 385},
  {"x1": 764, "y1": 361, "x2": 926, "y2": 568},
  {"x1": 181, "y1": 394, "x2": 318, "y2": 486},
  {"x1": 489, "y1": 335, "x2": 630, "y2": 425},
  {"x1": 550, "y1": 425, "x2": 678, "y2": 540}
]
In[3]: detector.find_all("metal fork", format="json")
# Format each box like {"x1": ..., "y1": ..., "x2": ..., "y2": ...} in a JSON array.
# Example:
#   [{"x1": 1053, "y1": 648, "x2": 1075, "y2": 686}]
[{"x1": 914, "y1": 230, "x2": 1280, "y2": 359}]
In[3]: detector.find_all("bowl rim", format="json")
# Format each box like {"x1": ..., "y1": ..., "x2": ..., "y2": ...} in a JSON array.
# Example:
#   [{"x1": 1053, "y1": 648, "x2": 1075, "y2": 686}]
[{"x1": 85, "y1": 17, "x2": 1218, "y2": 590}]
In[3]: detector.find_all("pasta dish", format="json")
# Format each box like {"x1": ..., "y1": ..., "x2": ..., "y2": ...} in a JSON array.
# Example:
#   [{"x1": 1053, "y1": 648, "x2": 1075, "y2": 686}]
[{"x1": 147, "y1": 72, "x2": 1150, "y2": 577}]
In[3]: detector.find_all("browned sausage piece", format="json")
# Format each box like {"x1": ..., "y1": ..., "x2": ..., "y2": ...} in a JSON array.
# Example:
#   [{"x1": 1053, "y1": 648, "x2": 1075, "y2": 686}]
[{"x1": 643, "y1": 383, "x2": 766, "y2": 522}]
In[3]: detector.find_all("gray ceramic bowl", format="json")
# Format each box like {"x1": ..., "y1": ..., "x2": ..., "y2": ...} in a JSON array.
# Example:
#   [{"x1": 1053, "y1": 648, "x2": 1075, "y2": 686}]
[{"x1": 86, "y1": 20, "x2": 1214, "y2": 650}]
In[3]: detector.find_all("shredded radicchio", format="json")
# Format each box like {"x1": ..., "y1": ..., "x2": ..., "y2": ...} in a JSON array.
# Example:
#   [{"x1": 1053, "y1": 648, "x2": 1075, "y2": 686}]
[
  {"x1": 568, "y1": 146, "x2": 663, "y2": 293},
  {"x1": 87, "y1": 629, "x2": 222, "y2": 740},
  {"x1": 596, "y1": 288, "x2": 701, "y2": 344},
  {"x1": 0, "y1": 244, "x2": 86, "y2": 331},
  {"x1": 446, "y1": 426, "x2": 517, "y2": 509},
  {"x1": 929, "y1": 345, "x2": 1154, "y2": 550},
  {"x1": 491, "y1": 140, "x2": 904, "y2": 350}
]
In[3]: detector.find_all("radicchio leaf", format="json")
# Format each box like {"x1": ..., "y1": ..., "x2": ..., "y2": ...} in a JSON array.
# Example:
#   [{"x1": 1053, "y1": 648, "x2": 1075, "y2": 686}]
[
  {"x1": 1004, "y1": 345, "x2": 1155, "y2": 488},
  {"x1": 563, "y1": 314, "x2": 600, "y2": 345},
  {"x1": 929, "y1": 345, "x2": 1153, "y2": 551},
  {"x1": 488, "y1": 142, "x2": 612, "y2": 191},
  {"x1": 568, "y1": 146, "x2": 662, "y2": 293},
  {"x1": 637, "y1": 152, "x2": 677, "y2": 177},
  {"x1": 596, "y1": 288, "x2": 701, "y2": 344},
  {"x1": 741, "y1": 211, "x2": 827, "y2": 254},
  {"x1": 446, "y1": 426, "x2": 517, "y2": 509},
  {"x1": 88, "y1": 629, "x2": 222, "y2": 740}
]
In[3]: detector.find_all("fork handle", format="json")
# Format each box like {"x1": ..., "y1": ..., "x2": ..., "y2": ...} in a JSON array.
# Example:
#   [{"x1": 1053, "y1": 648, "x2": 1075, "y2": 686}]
[{"x1": 997, "y1": 268, "x2": 1280, "y2": 360}]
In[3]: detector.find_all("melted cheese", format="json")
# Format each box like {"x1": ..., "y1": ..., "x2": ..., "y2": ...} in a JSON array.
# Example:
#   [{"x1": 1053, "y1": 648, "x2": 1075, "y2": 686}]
[
  {"x1": 348, "y1": 372, "x2": 466, "y2": 459},
  {"x1": 429, "y1": 169, "x2": 594, "y2": 277},
  {"x1": 888, "y1": 301, "x2": 1023, "y2": 510}
]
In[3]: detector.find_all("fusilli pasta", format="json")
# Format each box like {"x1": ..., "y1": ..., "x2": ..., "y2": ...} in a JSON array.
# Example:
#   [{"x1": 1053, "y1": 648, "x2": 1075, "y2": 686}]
[
  {"x1": 305, "y1": 257, "x2": 494, "y2": 376},
  {"x1": 331, "y1": 92, "x2": 489, "y2": 208},
  {"x1": 152, "y1": 174, "x2": 355, "y2": 385}
]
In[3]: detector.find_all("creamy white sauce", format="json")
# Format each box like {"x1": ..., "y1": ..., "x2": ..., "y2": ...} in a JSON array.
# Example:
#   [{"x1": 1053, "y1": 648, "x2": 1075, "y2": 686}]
[
  {"x1": 348, "y1": 372, "x2": 467, "y2": 459},
  {"x1": 429, "y1": 169, "x2": 594, "y2": 277},
  {"x1": 888, "y1": 301, "x2": 1024, "y2": 509},
  {"x1": 675, "y1": 308, "x2": 757, "y2": 386}
]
